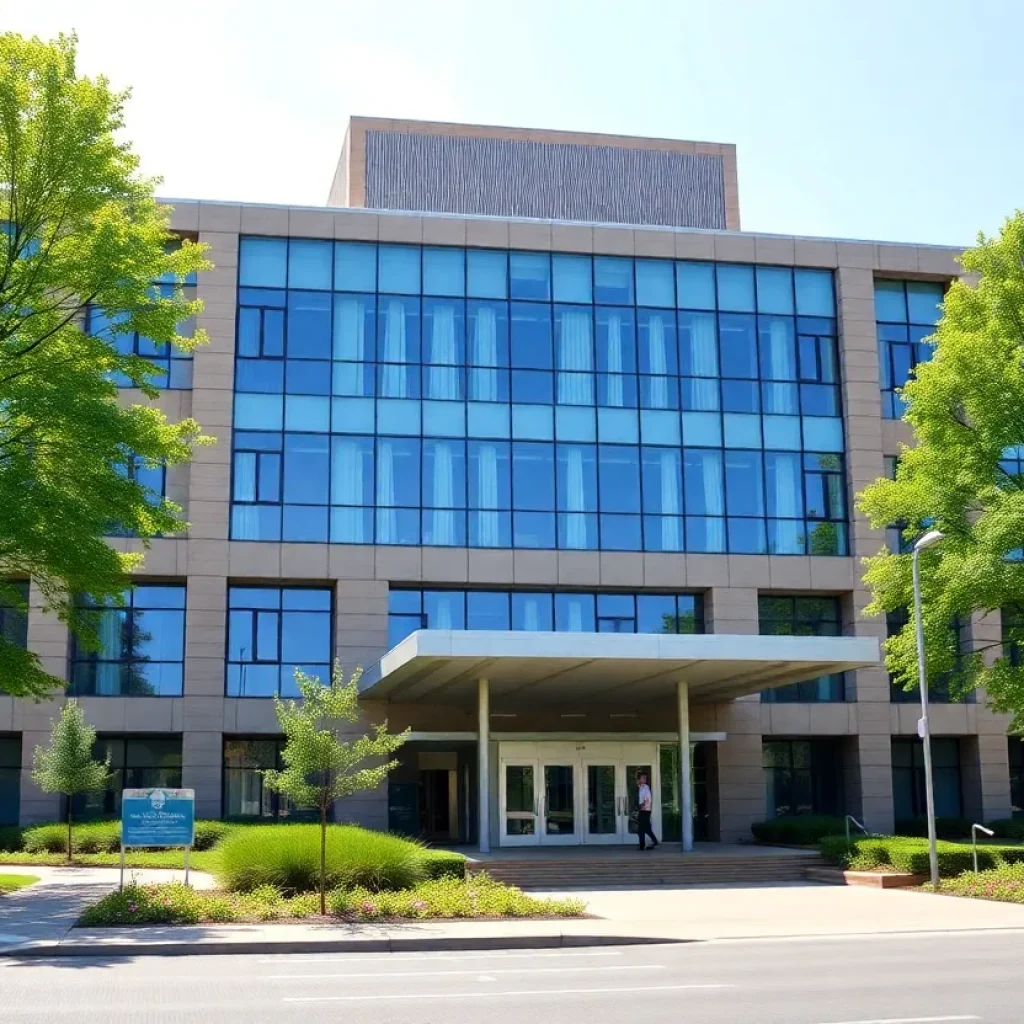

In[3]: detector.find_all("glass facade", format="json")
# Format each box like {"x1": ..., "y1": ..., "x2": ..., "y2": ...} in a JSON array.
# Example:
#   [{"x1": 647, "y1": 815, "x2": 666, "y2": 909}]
[
  {"x1": 758, "y1": 595, "x2": 845, "y2": 702},
  {"x1": 876, "y1": 279, "x2": 944, "y2": 419},
  {"x1": 231, "y1": 238, "x2": 847, "y2": 555},
  {"x1": 226, "y1": 586, "x2": 332, "y2": 697},
  {"x1": 387, "y1": 588, "x2": 703, "y2": 648},
  {"x1": 0, "y1": 734, "x2": 19, "y2": 826},
  {"x1": 887, "y1": 610, "x2": 971, "y2": 704},
  {"x1": 69, "y1": 585, "x2": 186, "y2": 697},
  {"x1": 73, "y1": 735, "x2": 182, "y2": 820},
  {"x1": 0, "y1": 581, "x2": 29, "y2": 650},
  {"x1": 223, "y1": 737, "x2": 310, "y2": 819},
  {"x1": 87, "y1": 264, "x2": 197, "y2": 390},
  {"x1": 762, "y1": 738, "x2": 843, "y2": 817},
  {"x1": 1010, "y1": 737, "x2": 1024, "y2": 819},
  {"x1": 892, "y1": 737, "x2": 962, "y2": 820}
]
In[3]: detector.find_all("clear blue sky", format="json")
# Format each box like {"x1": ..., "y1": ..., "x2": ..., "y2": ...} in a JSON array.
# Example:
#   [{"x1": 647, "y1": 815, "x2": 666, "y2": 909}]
[{"x1": 10, "y1": 0, "x2": 1023, "y2": 245}]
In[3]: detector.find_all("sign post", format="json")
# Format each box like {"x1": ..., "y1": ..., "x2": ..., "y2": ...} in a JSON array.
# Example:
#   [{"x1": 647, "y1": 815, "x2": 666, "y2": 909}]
[{"x1": 120, "y1": 788, "x2": 196, "y2": 890}]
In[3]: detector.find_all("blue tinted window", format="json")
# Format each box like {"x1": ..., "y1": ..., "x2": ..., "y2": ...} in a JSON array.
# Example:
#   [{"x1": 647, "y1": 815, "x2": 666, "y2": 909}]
[
  {"x1": 510, "y1": 252, "x2": 551, "y2": 300},
  {"x1": 379, "y1": 245, "x2": 420, "y2": 294},
  {"x1": 288, "y1": 240, "x2": 332, "y2": 290},
  {"x1": 876, "y1": 278, "x2": 943, "y2": 419},
  {"x1": 552, "y1": 254, "x2": 593, "y2": 303},
  {"x1": 906, "y1": 281, "x2": 944, "y2": 325},
  {"x1": 240, "y1": 238, "x2": 287, "y2": 288},
  {"x1": 875, "y1": 280, "x2": 908, "y2": 322},
  {"x1": 423, "y1": 247, "x2": 465, "y2": 297},
  {"x1": 716, "y1": 265, "x2": 755, "y2": 312},
  {"x1": 233, "y1": 239, "x2": 848, "y2": 555},
  {"x1": 636, "y1": 259, "x2": 675, "y2": 308},
  {"x1": 70, "y1": 586, "x2": 186, "y2": 697},
  {"x1": 335, "y1": 242, "x2": 377, "y2": 292},
  {"x1": 467, "y1": 249, "x2": 508, "y2": 299}
]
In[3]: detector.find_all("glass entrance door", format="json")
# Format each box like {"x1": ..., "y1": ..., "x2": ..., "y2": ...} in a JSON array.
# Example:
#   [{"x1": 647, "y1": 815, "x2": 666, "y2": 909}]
[
  {"x1": 500, "y1": 761, "x2": 538, "y2": 846},
  {"x1": 584, "y1": 762, "x2": 622, "y2": 844},
  {"x1": 540, "y1": 763, "x2": 577, "y2": 844}
]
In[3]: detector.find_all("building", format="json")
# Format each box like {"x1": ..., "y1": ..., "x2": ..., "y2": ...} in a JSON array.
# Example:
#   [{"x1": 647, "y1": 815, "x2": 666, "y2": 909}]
[{"x1": 0, "y1": 117, "x2": 1017, "y2": 849}]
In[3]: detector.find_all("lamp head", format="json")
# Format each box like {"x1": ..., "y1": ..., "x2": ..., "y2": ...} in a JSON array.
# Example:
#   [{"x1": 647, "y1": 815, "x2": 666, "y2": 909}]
[{"x1": 914, "y1": 529, "x2": 945, "y2": 552}]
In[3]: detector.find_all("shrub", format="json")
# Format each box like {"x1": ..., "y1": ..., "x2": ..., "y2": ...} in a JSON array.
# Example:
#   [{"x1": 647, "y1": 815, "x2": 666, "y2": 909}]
[
  {"x1": 750, "y1": 815, "x2": 847, "y2": 845},
  {"x1": 214, "y1": 824, "x2": 433, "y2": 893},
  {"x1": 192, "y1": 820, "x2": 236, "y2": 851},
  {"x1": 78, "y1": 876, "x2": 585, "y2": 926},
  {"x1": 22, "y1": 820, "x2": 120, "y2": 854},
  {"x1": 986, "y1": 818, "x2": 1024, "y2": 841},
  {"x1": 819, "y1": 835, "x2": 1024, "y2": 877},
  {"x1": 420, "y1": 849, "x2": 466, "y2": 880},
  {"x1": 938, "y1": 862, "x2": 1024, "y2": 903},
  {"x1": 894, "y1": 816, "x2": 973, "y2": 840},
  {"x1": 0, "y1": 826, "x2": 23, "y2": 852}
]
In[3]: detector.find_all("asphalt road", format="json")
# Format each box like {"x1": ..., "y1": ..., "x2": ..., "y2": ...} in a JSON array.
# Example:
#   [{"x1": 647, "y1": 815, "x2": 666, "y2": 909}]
[{"x1": 2, "y1": 930, "x2": 1022, "y2": 1023}]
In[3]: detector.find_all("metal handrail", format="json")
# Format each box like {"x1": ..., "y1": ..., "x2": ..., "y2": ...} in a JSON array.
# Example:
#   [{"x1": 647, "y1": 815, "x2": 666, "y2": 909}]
[
  {"x1": 845, "y1": 814, "x2": 868, "y2": 851},
  {"x1": 972, "y1": 823, "x2": 995, "y2": 873}
]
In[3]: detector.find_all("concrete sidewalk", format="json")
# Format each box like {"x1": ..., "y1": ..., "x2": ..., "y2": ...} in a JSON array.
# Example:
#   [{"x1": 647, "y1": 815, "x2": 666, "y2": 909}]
[{"x1": 6, "y1": 869, "x2": 1024, "y2": 958}]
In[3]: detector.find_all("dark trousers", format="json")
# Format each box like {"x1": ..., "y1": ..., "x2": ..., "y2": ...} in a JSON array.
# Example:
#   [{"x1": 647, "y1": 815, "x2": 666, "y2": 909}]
[{"x1": 637, "y1": 810, "x2": 658, "y2": 849}]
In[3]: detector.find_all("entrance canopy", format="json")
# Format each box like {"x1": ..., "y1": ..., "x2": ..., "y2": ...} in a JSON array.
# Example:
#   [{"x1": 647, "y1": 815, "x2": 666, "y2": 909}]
[{"x1": 360, "y1": 630, "x2": 879, "y2": 707}]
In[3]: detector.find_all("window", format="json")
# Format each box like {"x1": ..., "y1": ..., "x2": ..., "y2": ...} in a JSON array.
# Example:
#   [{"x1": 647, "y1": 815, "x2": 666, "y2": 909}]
[
  {"x1": 223, "y1": 737, "x2": 312, "y2": 820},
  {"x1": 107, "y1": 456, "x2": 167, "y2": 538},
  {"x1": 0, "y1": 735, "x2": 20, "y2": 826},
  {"x1": 762, "y1": 739, "x2": 843, "y2": 818},
  {"x1": 1010, "y1": 737, "x2": 1024, "y2": 819},
  {"x1": 226, "y1": 586, "x2": 332, "y2": 697},
  {"x1": 759, "y1": 595, "x2": 845, "y2": 702},
  {"x1": 1003, "y1": 605, "x2": 1024, "y2": 668},
  {"x1": 387, "y1": 589, "x2": 703, "y2": 648},
  {"x1": 69, "y1": 585, "x2": 186, "y2": 697},
  {"x1": 0, "y1": 581, "x2": 29, "y2": 650},
  {"x1": 876, "y1": 279, "x2": 944, "y2": 419},
  {"x1": 232, "y1": 238, "x2": 847, "y2": 554},
  {"x1": 892, "y1": 737, "x2": 962, "y2": 820},
  {"x1": 88, "y1": 248, "x2": 197, "y2": 390},
  {"x1": 72, "y1": 735, "x2": 182, "y2": 820},
  {"x1": 887, "y1": 610, "x2": 971, "y2": 703}
]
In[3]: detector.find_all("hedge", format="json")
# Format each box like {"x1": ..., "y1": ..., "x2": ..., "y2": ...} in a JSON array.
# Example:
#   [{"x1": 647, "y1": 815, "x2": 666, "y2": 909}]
[
  {"x1": 819, "y1": 835, "x2": 1024, "y2": 876},
  {"x1": 986, "y1": 818, "x2": 1024, "y2": 841},
  {"x1": 894, "y1": 816, "x2": 973, "y2": 840},
  {"x1": 938, "y1": 862, "x2": 1024, "y2": 903},
  {"x1": 214, "y1": 824, "x2": 466, "y2": 893},
  {"x1": 750, "y1": 816, "x2": 847, "y2": 845}
]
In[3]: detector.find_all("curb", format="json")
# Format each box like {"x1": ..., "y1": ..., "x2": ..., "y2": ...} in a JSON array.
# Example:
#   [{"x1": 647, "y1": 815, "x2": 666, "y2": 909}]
[{"x1": 1, "y1": 932, "x2": 689, "y2": 959}]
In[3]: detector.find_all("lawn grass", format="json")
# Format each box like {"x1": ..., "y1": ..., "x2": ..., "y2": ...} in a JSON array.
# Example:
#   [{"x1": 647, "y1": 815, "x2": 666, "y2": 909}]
[
  {"x1": 0, "y1": 873, "x2": 39, "y2": 895},
  {"x1": 0, "y1": 850, "x2": 217, "y2": 871}
]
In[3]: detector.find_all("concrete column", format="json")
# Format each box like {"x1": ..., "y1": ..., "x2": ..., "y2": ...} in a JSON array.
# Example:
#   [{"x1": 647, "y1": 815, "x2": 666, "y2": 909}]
[
  {"x1": 478, "y1": 678, "x2": 490, "y2": 854},
  {"x1": 678, "y1": 680, "x2": 693, "y2": 852}
]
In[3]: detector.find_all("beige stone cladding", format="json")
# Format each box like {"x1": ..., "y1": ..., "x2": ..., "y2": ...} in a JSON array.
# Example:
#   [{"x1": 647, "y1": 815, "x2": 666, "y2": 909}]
[{"x1": 2, "y1": 199, "x2": 1011, "y2": 838}]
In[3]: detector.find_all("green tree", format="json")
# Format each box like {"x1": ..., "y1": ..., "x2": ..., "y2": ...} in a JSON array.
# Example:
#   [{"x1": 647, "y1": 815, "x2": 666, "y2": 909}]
[
  {"x1": 263, "y1": 666, "x2": 409, "y2": 913},
  {"x1": 0, "y1": 32, "x2": 211, "y2": 699},
  {"x1": 858, "y1": 212, "x2": 1024, "y2": 726},
  {"x1": 31, "y1": 700, "x2": 110, "y2": 860}
]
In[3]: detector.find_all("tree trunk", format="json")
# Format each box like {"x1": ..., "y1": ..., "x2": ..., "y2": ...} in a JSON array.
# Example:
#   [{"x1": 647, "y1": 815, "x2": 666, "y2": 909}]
[
  {"x1": 66, "y1": 800, "x2": 73, "y2": 865},
  {"x1": 319, "y1": 802, "x2": 327, "y2": 917}
]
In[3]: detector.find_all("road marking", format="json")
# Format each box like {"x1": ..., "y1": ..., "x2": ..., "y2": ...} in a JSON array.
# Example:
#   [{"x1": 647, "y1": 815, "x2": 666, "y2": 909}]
[
  {"x1": 810, "y1": 1017, "x2": 980, "y2": 1024},
  {"x1": 268, "y1": 963, "x2": 665, "y2": 981},
  {"x1": 284, "y1": 983, "x2": 732, "y2": 1003},
  {"x1": 259, "y1": 949, "x2": 623, "y2": 964}
]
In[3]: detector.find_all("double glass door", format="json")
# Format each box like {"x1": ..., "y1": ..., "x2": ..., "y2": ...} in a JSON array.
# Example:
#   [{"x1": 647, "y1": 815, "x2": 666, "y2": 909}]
[{"x1": 499, "y1": 742, "x2": 659, "y2": 847}]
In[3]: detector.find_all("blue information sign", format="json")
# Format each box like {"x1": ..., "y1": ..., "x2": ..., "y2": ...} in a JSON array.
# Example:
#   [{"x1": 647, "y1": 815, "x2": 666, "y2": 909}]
[{"x1": 122, "y1": 788, "x2": 195, "y2": 848}]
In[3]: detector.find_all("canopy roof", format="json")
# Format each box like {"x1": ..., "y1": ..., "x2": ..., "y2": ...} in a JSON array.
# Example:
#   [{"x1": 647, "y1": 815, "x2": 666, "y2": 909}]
[{"x1": 359, "y1": 630, "x2": 879, "y2": 707}]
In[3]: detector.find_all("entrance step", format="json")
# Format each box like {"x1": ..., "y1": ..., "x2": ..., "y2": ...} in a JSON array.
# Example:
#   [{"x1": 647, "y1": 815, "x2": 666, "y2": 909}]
[{"x1": 469, "y1": 852, "x2": 822, "y2": 889}]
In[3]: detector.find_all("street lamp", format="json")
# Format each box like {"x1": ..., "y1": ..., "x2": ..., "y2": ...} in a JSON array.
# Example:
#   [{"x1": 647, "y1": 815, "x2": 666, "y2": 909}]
[{"x1": 912, "y1": 528, "x2": 944, "y2": 889}]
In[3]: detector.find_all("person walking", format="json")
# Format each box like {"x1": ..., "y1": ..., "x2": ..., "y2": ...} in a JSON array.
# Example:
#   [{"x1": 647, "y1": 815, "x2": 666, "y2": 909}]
[{"x1": 636, "y1": 771, "x2": 658, "y2": 850}]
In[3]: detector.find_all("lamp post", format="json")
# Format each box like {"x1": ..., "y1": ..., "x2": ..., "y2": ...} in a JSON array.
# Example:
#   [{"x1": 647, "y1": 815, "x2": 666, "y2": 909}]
[{"x1": 912, "y1": 528, "x2": 944, "y2": 890}]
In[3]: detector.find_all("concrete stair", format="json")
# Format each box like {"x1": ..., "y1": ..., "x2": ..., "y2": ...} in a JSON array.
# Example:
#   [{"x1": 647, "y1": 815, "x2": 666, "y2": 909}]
[{"x1": 469, "y1": 852, "x2": 821, "y2": 889}]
